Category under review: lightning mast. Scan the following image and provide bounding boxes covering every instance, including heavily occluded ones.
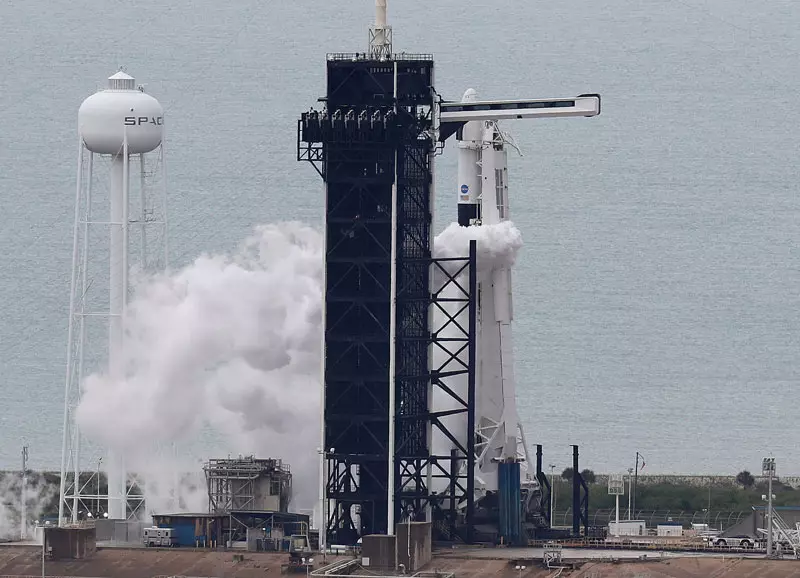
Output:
[369,0,392,59]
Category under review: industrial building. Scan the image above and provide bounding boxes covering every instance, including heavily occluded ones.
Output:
[204,456,292,513]
[142,455,304,549]
[151,511,309,549]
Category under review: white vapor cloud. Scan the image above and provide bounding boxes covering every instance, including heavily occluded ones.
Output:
[76,222,323,510]
[74,218,522,511]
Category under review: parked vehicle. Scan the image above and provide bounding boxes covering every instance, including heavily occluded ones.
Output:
[143,527,178,548]
[707,535,756,548]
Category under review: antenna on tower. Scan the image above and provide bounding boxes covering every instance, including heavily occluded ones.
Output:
[369,0,392,59]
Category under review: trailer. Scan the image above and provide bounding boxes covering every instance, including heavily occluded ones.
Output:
[143,527,178,548]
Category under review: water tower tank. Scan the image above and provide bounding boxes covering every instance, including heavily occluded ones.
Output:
[79,71,164,155]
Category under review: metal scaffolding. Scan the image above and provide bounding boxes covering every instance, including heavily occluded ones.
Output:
[204,456,292,514]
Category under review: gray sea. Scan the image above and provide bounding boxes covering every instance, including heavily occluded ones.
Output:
[1,0,798,477]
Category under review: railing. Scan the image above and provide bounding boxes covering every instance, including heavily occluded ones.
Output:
[326,52,434,61]
[525,537,766,554]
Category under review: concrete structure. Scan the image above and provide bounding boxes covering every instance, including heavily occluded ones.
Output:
[43,526,96,559]
[204,456,291,513]
[608,519,646,536]
[95,519,148,543]
[395,521,432,572]
[361,534,396,570]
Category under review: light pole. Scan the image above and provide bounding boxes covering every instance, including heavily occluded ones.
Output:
[627,468,633,520]
[548,464,556,526]
[21,445,28,541]
[96,457,102,518]
[318,447,333,561]
[514,564,526,578]
[762,457,775,558]
[608,474,624,538]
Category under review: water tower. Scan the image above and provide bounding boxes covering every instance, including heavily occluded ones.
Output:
[58,70,168,524]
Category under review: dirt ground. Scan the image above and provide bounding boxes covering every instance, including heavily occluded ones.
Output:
[433,553,800,578]
[0,546,336,578]
[0,545,799,578]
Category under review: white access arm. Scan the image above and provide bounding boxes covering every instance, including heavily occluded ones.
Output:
[440,94,601,123]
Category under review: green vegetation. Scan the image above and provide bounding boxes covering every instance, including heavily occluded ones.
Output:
[2,467,796,523]
[549,469,800,514]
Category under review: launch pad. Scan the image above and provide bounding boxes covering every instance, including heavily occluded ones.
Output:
[298,5,600,549]
[299,0,600,548]
[298,52,479,544]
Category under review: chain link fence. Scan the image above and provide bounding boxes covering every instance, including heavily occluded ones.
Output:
[551,508,748,530]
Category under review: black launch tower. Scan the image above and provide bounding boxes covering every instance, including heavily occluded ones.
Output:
[298,53,478,545]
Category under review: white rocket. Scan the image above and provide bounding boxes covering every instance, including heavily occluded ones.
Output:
[450,88,601,493]
[456,89,531,492]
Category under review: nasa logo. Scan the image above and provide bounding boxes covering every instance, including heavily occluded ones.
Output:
[124,116,164,126]
[460,184,469,195]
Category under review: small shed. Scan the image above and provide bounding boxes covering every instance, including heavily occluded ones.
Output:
[44,526,96,559]
[608,520,646,536]
[657,522,683,537]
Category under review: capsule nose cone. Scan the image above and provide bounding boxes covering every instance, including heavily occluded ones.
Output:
[462,88,478,103]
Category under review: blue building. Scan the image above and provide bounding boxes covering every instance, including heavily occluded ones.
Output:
[152,511,310,548]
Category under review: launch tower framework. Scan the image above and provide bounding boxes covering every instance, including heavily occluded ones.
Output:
[298,53,478,544]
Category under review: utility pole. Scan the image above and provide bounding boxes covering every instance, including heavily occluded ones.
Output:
[632,453,640,519]
[631,452,646,519]
[763,457,775,557]
[21,446,28,541]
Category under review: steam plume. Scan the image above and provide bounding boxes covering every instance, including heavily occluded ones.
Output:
[76,222,323,510]
[74,219,522,510]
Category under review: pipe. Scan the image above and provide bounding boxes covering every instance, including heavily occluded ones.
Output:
[386,59,399,536]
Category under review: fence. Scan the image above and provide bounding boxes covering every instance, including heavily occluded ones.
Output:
[551,508,748,530]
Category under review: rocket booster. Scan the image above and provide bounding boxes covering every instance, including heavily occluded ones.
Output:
[455,87,523,478]
[457,89,483,227]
